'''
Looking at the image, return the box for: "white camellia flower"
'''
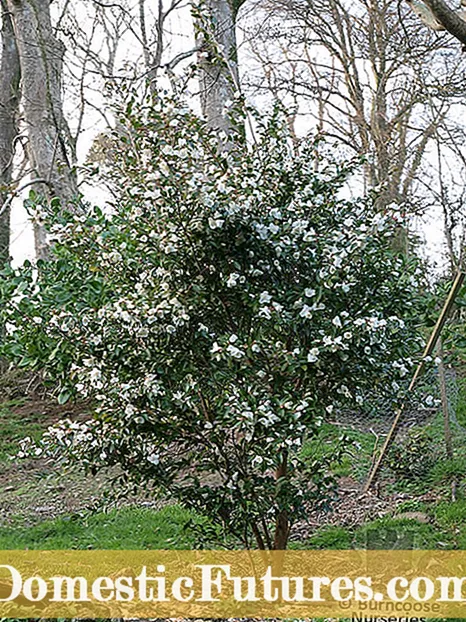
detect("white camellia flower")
[147,453,160,465]
[332,316,342,328]
[299,304,313,319]
[307,348,320,363]
[399,365,409,377]
[89,368,101,383]
[226,344,244,358]
[258,306,272,319]
[208,217,224,230]
[304,288,316,298]
[260,411,279,426]
[259,291,272,304]
[125,404,137,416]
[226,273,240,287]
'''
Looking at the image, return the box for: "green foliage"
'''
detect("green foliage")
[433,501,466,549]
[434,500,466,527]
[0,96,425,549]
[454,374,466,428]
[387,428,437,480]
[395,499,429,513]
[429,455,466,484]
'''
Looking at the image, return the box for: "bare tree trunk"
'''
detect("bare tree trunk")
[7,0,79,259]
[0,0,20,373]
[273,452,289,551]
[0,0,20,269]
[193,0,243,133]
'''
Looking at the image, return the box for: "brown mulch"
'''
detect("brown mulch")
[291,476,439,542]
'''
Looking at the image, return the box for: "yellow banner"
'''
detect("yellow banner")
[0,550,465,618]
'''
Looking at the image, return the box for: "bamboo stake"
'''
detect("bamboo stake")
[363,271,465,492]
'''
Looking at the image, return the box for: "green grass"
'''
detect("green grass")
[434,499,466,547]
[305,525,353,549]
[354,516,451,549]
[301,512,466,551]
[0,505,208,550]
[394,499,429,513]
[0,400,46,462]
[2,503,464,552]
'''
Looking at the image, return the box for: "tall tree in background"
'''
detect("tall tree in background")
[242,0,464,217]
[194,0,245,132]
[7,0,78,259]
[0,0,20,269]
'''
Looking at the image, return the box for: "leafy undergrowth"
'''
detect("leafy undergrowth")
[384,407,466,496]
[456,378,466,428]
[301,421,376,481]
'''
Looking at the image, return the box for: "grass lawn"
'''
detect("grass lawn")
[2,501,466,551]
[0,505,206,550]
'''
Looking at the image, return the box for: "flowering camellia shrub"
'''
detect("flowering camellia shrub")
[0,98,424,549]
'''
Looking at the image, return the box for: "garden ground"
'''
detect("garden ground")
[1,371,466,552]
